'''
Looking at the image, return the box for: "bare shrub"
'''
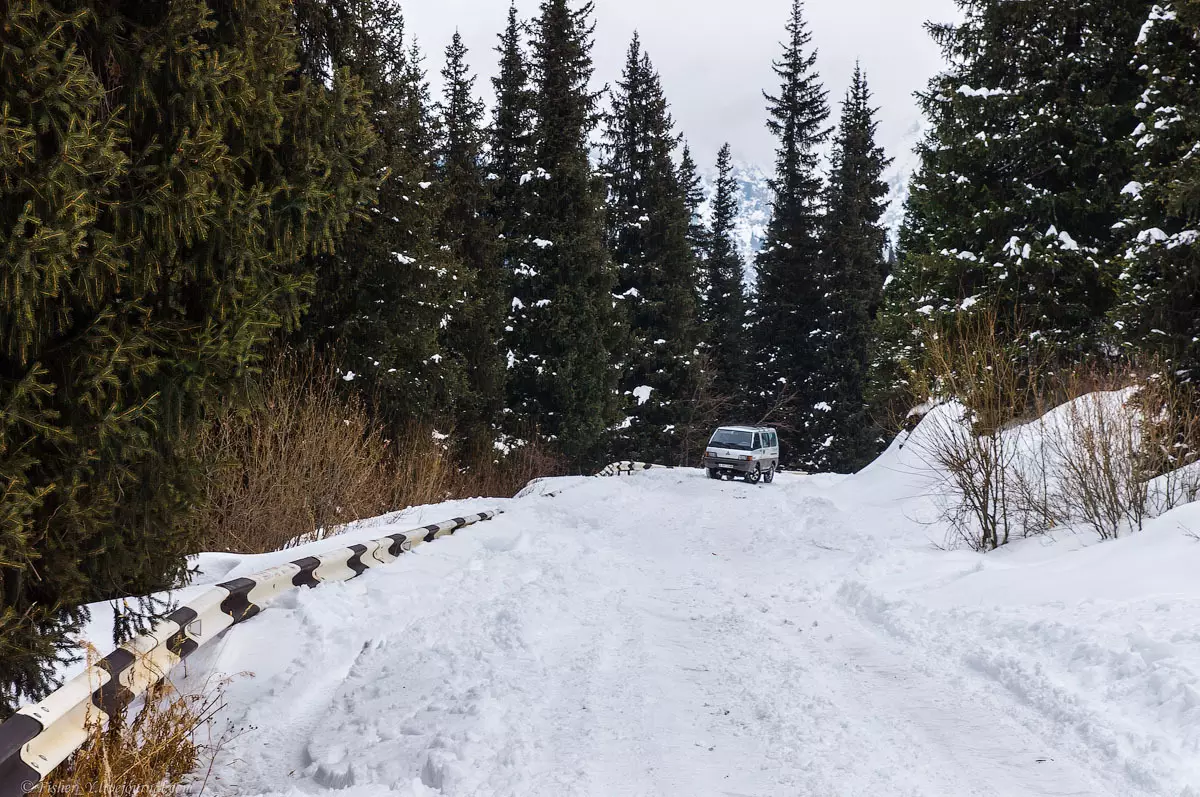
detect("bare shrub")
[36,653,239,797]
[1007,361,1154,541]
[191,353,564,554]
[1136,372,1200,515]
[190,353,428,553]
[1045,389,1147,540]
[1008,432,1064,537]
[677,355,741,467]
[922,408,1021,550]
[906,311,1050,551]
[1037,363,1200,540]
[908,312,1200,548]
[455,433,567,499]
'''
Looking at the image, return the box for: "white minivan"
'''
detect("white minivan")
[702,426,780,484]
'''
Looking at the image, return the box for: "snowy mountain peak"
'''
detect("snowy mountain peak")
[697,160,771,287]
[881,119,929,249]
[698,120,928,286]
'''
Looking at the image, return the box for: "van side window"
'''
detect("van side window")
[753,433,761,450]
[770,432,777,447]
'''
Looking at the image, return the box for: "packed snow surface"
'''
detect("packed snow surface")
[136,418,1200,796]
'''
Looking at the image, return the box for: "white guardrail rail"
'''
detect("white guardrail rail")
[0,511,499,794]
[0,461,661,794]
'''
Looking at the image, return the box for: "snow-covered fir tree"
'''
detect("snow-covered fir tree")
[602,35,704,465]
[298,2,465,425]
[679,143,710,262]
[489,4,537,446]
[752,0,831,469]
[1114,1,1200,381]
[0,0,374,711]
[435,33,506,454]
[699,162,772,289]
[491,3,535,285]
[507,0,623,467]
[874,0,1153,415]
[808,66,892,473]
[703,144,751,409]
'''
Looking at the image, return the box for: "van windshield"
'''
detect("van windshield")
[709,429,754,451]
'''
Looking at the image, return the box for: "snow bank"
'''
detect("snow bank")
[839,504,1200,795]
[834,393,1200,795]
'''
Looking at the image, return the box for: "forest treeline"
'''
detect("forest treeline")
[2,0,1198,713]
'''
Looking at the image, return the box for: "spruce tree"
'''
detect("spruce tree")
[491,3,535,239]
[809,67,892,473]
[704,144,751,406]
[296,2,465,426]
[435,33,506,454]
[679,143,710,261]
[490,3,535,438]
[0,0,372,712]
[507,0,622,468]
[875,0,1152,412]
[752,0,831,468]
[602,35,703,464]
[1113,1,1200,380]
[0,1,128,710]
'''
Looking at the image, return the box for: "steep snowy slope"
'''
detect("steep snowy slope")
[697,160,771,287]
[880,118,927,246]
[138,407,1200,797]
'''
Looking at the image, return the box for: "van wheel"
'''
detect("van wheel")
[744,467,762,485]
[763,466,775,484]
[707,468,721,480]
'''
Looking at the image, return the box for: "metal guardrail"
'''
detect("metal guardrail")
[0,511,499,794]
[596,461,660,477]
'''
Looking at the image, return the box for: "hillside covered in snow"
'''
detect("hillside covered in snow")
[48,393,1200,797]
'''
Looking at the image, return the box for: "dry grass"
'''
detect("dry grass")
[1134,372,1200,515]
[1046,389,1147,540]
[191,352,563,554]
[455,435,565,499]
[34,653,239,797]
[906,311,1049,437]
[1037,362,1200,540]
[191,353,428,553]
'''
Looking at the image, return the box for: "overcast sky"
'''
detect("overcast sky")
[404,0,959,171]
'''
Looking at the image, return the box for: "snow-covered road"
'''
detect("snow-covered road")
[171,435,1200,797]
